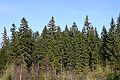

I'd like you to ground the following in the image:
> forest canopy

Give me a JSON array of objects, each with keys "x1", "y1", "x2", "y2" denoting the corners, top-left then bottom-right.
[{"x1": 0, "y1": 14, "x2": 120, "y2": 80}]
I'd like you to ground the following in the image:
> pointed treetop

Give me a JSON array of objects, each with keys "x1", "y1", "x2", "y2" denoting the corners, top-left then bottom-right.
[
  {"x1": 20, "y1": 17, "x2": 28, "y2": 28},
  {"x1": 85, "y1": 15, "x2": 89, "y2": 22},
  {"x1": 101, "y1": 25, "x2": 107, "y2": 36},
  {"x1": 109, "y1": 17, "x2": 115, "y2": 33},
  {"x1": 19, "y1": 17, "x2": 30, "y2": 34},
  {"x1": 84, "y1": 15, "x2": 91, "y2": 30},
  {"x1": 110, "y1": 17, "x2": 115, "y2": 25},
  {"x1": 41, "y1": 25, "x2": 48, "y2": 38},
  {"x1": 73, "y1": 22, "x2": 76, "y2": 25},
  {"x1": 3, "y1": 27, "x2": 9, "y2": 47},
  {"x1": 64, "y1": 25, "x2": 69, "y2": 34},
  {"x1": 21, "y1": 17, "x2": 27, "y2": 22},
  {"x1": 65, "y1": 24, "x2": 68, "y2": 27},
  {"x1": 51, "y1": 16, "x2": 55, "y2": 24},
  {"x1": 71, "y1": 22, "x2": 78, "y2": 31},
  {"x1": 11, "y1": 23, "x2": 16, "y2": 37},
  {"x1": 42, "y1": 25, "x2": 48, "y2": 33},
  {"x1": 103, "y1": 25, "x2": 106, "y2": 29},
  {"x1": 21, "y1": 17, "x2": 26, "y2": 20},
  {"x1": 72, "y1": 22, "x2": 77, "y2": 27},
  {"x1": 52, "y1": 16, "x2": 54, "y2": 20},
  {"x1": 48, "y1": 16, "x2": 56, "y2": 32},
  {"x1": 21, "y1": 17, "x2": 28, "y2": 27},
  {"x1": 57, "y1": 26, "x2": 61, "y2": 32},
  {"x1": 94, "y1": 27, "x2": 97, "y2": 33},
  {"x1": 12, "y1": 23, "x2": 15, "y2": 27},
  {"x1": 101, "y1": 25, "x2": 107, "y2": 39},
  {"x1": 102, "y1": 25, "x2": 107, "y2": 32},
  {"x1": 65, "y1": 24, "x2": 68, "y2": 29},
  {"x1": 4, "y1": 27, "x2": 6, "y2": 34},
  {"x1": 94, "y1": 27, "x2": 99, "y2": 37}
]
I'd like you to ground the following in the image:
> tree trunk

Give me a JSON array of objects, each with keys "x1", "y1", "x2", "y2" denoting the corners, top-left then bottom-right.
[
  {"x1": 14, "y1": 65, "x2": 20, "y2": 80},
  {"x1": 20, "y1": 65, "x2": 22, "y2": 80}
]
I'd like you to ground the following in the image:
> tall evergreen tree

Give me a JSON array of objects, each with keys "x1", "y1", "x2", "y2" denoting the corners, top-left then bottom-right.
[
  {"x1": 0, "y1": 27, "x2": 9, "y2": 70},
  {"x1": 16, "y1": 17, "x2": 34, "y2": 66},
  {"x1": 10, "y1": 23, "x2": 19, "y2": 61},
  {"x1": 100, "y1": 25, "x2": 108, "y2": 65},
  {"x1": 106, "y1": 18, "x2": 118, "y2": 70},
  {"x1": 87, "y1": 27, "x2": 99, "y2": 71},
  {"x1": 82, "y1": 15, "x2": 91, "y2": 35},
  {"x1": 11, "y1": 23, "x2": 16, "y2": 39},
  {"x1": 48, "y1": 16, "x2": 57, "y2": 35},
  {"x1": 114, "y1": 14, "x2": 120, "y2": 74},
  {"x1": 2, "y1": 27, "x2": 9, "y2": 47}
]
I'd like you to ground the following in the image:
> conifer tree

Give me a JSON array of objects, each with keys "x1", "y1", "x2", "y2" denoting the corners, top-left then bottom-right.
[
  {"x1": 114, "y1": 14, "x2": 120, "y2": 74},
  {"x1": 41, "y1": 26, "x2": 48, "y2": 38},
  {"x1": 106, "y1": 18, "x2": 117, "y2": 70},
  {"x1": 17, "y1": 17, "x2": 33, "y2": 66},
  {"x1": 62, "y1": 25, "x2": 70, "y2": 70},
  {"x1": 10, "y1": 23, "x2": 19, "y2": 61},
  {"x1": 70, "y1": 22, "x2": 79, "y2": 37},
  {"x1": 82, "y1": 15, "x2": 91, "y2": 35},
  {"x1": 116, "y1": 13, "x2": 120, "y2": 60},
  {"x1": 87, "y1": 27, "x2": 98, "y2": 71},
  {"x1": 0, "y1": 27, "x2": 9, "y2": 70},
  {"x1": 100, "y1": 25, "x2": 108, "y2": 66},
  {"x1": 48, "y1": 16, "x2": 56, "y2": 35}
]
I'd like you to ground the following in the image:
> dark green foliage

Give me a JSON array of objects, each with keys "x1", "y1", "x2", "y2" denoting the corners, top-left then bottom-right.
[
  {"x1": 0, "y1": 27, "x2": 10, "y2": 71},
  {"x1": 48, "y1": 16, "x2": 56, "y2": 34},
  {"x1": 14, "y1": 17, "x2": 34, "y2": 66},
  {"x1": 100, "y1": 25, "x2": 108, "y2": 66},
  {"x1": 82, "y1": 15, "x2": 91, "y2": 35},
  {"x1": 1, "y1": 14, "x2": 120, "y2": 79},
  {"x1": 106, "y1": 18, "x2": 117, "y2": 66}
]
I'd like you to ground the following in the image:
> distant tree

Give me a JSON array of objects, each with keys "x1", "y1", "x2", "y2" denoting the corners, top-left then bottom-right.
[
  {"x1": 48, "y1": 16, "x2": 57, "y2": 35},
  {"x1": 11, "y1": 23, "x2": 16, "y2": 38},
  {"x1": 70, "y1": 22, "x2": 79, "y2": 37},
  {"x1": 82, "y1": 15, "x2": 91, "y2": 35},
  {"x1": 2, "y1": 27, "x2": 9, "y2": 47},
  {"x1": 41, "y1": 26, "x2": 48, "y2": 39}
]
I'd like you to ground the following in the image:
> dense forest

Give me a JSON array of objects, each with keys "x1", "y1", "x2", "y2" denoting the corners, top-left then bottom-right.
[{"x1": 0, "y1": 13, "x2": 120, "y2": 80}]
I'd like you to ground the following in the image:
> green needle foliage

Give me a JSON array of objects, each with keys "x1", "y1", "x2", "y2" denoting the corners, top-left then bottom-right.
[{"x1": 0, "y1": 14, "x2": 120, "y2": 80}]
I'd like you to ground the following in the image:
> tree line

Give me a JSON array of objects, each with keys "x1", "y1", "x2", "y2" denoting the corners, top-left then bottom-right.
[{"x1": 0, "y1": 14, "x2": 120, "y2": 80}]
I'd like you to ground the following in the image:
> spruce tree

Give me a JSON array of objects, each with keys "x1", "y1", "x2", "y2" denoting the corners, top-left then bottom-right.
[
  {"x1": 48, "y1": 16, "x2": 56, "y2": 35},
  {"x1": 16, "y1": 17, "x2": 34, "y2": 66},
  {"x1": 106, "y1": 18, "x2": 117, "y2": 70},
  {"x1": 41, "y1": 26, "x2": 48, "y2": 39},
  {"x1": 70, "y1": 22, "x2": 79, "y2": 37},
  {"x1": 0, "y1": 27, "x2": 11, "y2": 70},
  {"x1": 100, "y1": 25, "x2": 108, "y2": 66},
  {"x1": 87, "y1": 27, "x2": 97, "y2": 71},
  {"x1": 82, "y1": 15, "x2": 91, "y2": 35}
]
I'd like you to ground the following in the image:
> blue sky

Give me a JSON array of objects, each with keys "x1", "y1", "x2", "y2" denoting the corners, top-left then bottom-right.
[{"x1": 0, "y1": 0, "x2": 120, "y2": 44}]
